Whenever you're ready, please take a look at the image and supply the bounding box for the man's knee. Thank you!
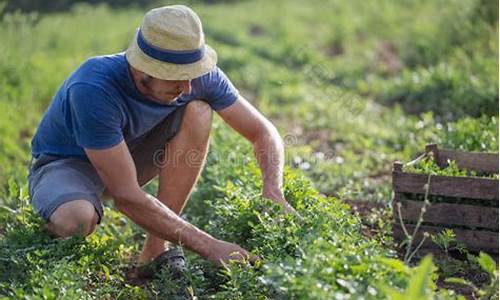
[46,200,98,238]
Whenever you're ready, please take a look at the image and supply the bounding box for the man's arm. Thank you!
[85,141,251,265]
[217,96,296,214]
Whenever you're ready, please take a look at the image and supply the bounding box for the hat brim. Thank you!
[125,31,217,80]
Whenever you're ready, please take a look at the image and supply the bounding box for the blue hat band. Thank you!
[137,29,205,65]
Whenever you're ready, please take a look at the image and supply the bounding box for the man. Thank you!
[28,5,296,271]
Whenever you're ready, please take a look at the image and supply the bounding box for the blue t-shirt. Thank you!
[31,52,239,159]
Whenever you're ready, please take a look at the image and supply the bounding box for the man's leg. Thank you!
[29,156,105,239]
[138,100,213,263]
[45,200,99,238]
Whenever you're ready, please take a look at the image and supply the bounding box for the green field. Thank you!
[0,0,498,299]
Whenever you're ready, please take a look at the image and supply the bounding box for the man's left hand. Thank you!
[262,189,301,218]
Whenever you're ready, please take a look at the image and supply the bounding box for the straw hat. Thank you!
[126,5,217,80]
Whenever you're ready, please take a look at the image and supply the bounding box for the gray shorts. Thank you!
[28,105,186,224]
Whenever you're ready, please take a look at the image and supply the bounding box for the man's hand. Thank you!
[263,188,301,218]
[208,239,256,266]
[218,96,297,217]
[85,141,252,264]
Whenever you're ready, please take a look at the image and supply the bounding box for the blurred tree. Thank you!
[3,0,247,13]
[3,0,155,13]
[474,0,499,25]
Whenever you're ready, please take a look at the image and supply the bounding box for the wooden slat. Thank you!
[398,199,499,230]
[413,248,500,262]
[393,172,499,201]
[393,224,498,253]
[438,149,499,174]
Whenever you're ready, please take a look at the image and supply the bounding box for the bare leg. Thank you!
[45,199,99,238]
[138,100,213,263]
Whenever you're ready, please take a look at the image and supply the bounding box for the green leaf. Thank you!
[406,255,434,299]
[444,277,475,288]
[377,257,410,273]
[7,177,18,199]
[102,264,110,281]
[478,252,498,276]
[383,287,406,300]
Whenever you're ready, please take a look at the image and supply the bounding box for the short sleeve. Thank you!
[201,66,239,111]
[67,83,124,149]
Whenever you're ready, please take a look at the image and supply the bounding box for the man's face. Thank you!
[139,73,192,104]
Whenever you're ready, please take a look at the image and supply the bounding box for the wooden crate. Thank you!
[392,144,499,254]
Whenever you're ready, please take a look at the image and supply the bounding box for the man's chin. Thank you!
[163,93,182,103]
[150,95,179,104]
[165,95,180,104]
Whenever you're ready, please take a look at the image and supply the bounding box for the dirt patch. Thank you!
[344,199,386,216]
[249,24,265,36]
[325,40,344,57]
[376,41,402,75]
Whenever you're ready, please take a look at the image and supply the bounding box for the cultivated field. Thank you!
[0,0,498,299]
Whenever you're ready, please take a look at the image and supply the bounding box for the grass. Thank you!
[0,122,463,299]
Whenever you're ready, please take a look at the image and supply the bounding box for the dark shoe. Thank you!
[133,247,187,280]
[126,247,195,299]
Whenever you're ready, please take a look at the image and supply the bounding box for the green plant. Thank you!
[383,255,461,300]
[404,157,498,179]
[0,1,497,298]
[395,174,432,264]
[442,116,499,152]
[431,229,467,256]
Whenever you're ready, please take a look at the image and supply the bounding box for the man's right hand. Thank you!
[208,240,255,266]
[85,141,252,266]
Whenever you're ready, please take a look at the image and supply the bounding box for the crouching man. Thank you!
[28,5,296,273]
